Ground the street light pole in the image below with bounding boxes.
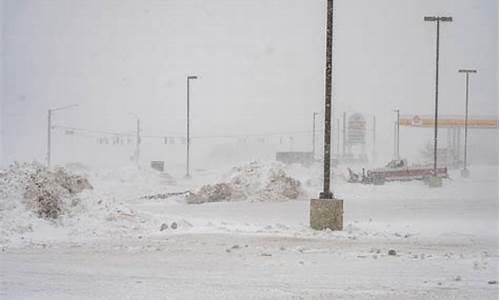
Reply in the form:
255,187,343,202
47,104,78,168
372,115,376,163
342,112,346,159
312,112,319,158
424,16,452,185
186,75,198,178
320,0,334,200
310,0,342,231
458,69,477,177
337,118,341,155
128,113,141,167
136,117,141,166
47,110,52,167
393,109,400,160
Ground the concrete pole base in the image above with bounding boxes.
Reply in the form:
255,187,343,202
460,169,470,178
310,198,343,231
426,176,443,188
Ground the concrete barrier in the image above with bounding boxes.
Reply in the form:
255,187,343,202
310,198,343,231
427,176,443,188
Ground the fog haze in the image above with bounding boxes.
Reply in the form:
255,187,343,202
1,0,498,168
1,3,499,298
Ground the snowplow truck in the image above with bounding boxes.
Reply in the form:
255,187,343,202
348,159,448,185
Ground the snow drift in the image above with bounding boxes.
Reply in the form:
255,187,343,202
187,161,303,204
0,162,93,219
0,163,154,246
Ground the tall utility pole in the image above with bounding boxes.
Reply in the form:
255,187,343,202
47,104,78,168
128,113,141,167
458,69,477,177
47,110,52,167
312,112,319,158
424,16,452,180
186,75,198,178
372,115,376,163
310,0,342,232
342,112,346,158
393,109,400,160
336,118,341,154
319,0,334,199
135,117,141,166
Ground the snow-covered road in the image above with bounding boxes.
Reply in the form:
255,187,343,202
1,163,498,299
2,233,497,299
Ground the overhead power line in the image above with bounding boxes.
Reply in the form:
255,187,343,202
52,125,318,140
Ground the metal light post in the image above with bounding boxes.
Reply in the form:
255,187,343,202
372,115,376,163
342,112,346,159
320,0,334,200
458,69,477,177
186,75,198,178
47,110,52,167
136,118,141,166
312,112,319,158
129,113,141,167
393,109,400,160
310,0,342,231
336,118,341,155
424,16,452,186
47,104,79,168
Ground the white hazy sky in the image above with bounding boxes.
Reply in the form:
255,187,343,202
1,0,498,166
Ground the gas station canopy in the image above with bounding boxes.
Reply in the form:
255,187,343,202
400,115,498,129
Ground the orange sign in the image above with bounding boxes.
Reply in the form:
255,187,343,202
400,115,498,129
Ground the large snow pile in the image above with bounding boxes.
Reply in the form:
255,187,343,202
0,162,93,220
186,183,242,204
187,161,303,204
0,162,157,246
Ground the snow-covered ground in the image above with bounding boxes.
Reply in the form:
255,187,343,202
1,161,498,299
